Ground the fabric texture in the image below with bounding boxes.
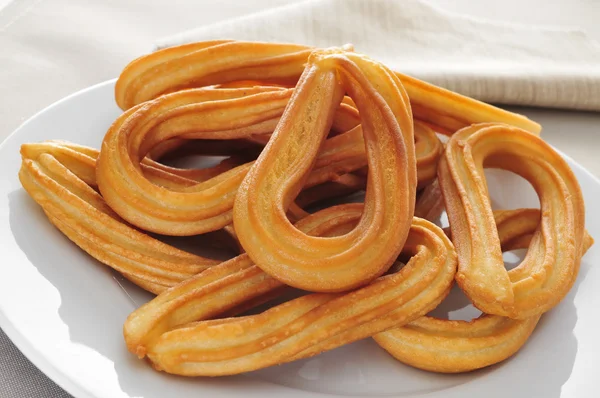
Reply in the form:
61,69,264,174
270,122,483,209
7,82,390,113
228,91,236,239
0,332,70,397
158,0,600,111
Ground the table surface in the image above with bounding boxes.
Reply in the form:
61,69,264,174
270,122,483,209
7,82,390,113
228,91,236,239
0,1,599,397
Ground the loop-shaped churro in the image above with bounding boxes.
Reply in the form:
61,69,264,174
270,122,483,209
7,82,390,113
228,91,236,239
115,40,541,135
98,86,371,236
438,123,586,318
375,208,594,373
234,49,416,292
123,203,457,376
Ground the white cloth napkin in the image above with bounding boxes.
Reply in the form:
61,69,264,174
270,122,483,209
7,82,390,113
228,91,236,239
157,0,600,111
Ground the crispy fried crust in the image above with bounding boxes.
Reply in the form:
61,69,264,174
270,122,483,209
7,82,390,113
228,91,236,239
17,41,593,379
96,84,436,236
123,204,457,376
375,208,594,373
258,120,443,212
438,123,586,318
233,49,416,292
115,40,540,135
18,141,219,294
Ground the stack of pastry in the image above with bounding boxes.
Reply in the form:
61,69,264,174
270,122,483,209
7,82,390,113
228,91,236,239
19,40,593,376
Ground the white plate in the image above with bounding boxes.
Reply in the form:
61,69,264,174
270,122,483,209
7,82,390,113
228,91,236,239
0,80,599,398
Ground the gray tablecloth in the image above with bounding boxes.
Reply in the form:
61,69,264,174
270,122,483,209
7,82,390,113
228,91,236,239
1,1,599,397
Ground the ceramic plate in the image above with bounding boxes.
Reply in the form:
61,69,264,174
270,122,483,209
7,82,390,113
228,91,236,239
0,80,598,398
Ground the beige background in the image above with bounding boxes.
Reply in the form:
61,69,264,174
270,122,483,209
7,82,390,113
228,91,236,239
0,0,599,397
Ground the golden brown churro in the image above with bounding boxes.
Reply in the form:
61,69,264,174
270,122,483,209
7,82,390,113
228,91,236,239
438,123,586,319
18,141,219,294
376,209,594,373
124,204,456,375
126,205,593,375
17,135,441,291
233,49,416,292
122,206,591,375
115,40,541,134
17,40,593,379
414,121,443,188
96,84,438,236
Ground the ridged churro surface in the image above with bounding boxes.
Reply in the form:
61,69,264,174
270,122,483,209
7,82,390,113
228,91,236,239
16,40,593,380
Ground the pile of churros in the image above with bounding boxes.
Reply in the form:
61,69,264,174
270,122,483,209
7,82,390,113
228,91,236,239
19,40,593,376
